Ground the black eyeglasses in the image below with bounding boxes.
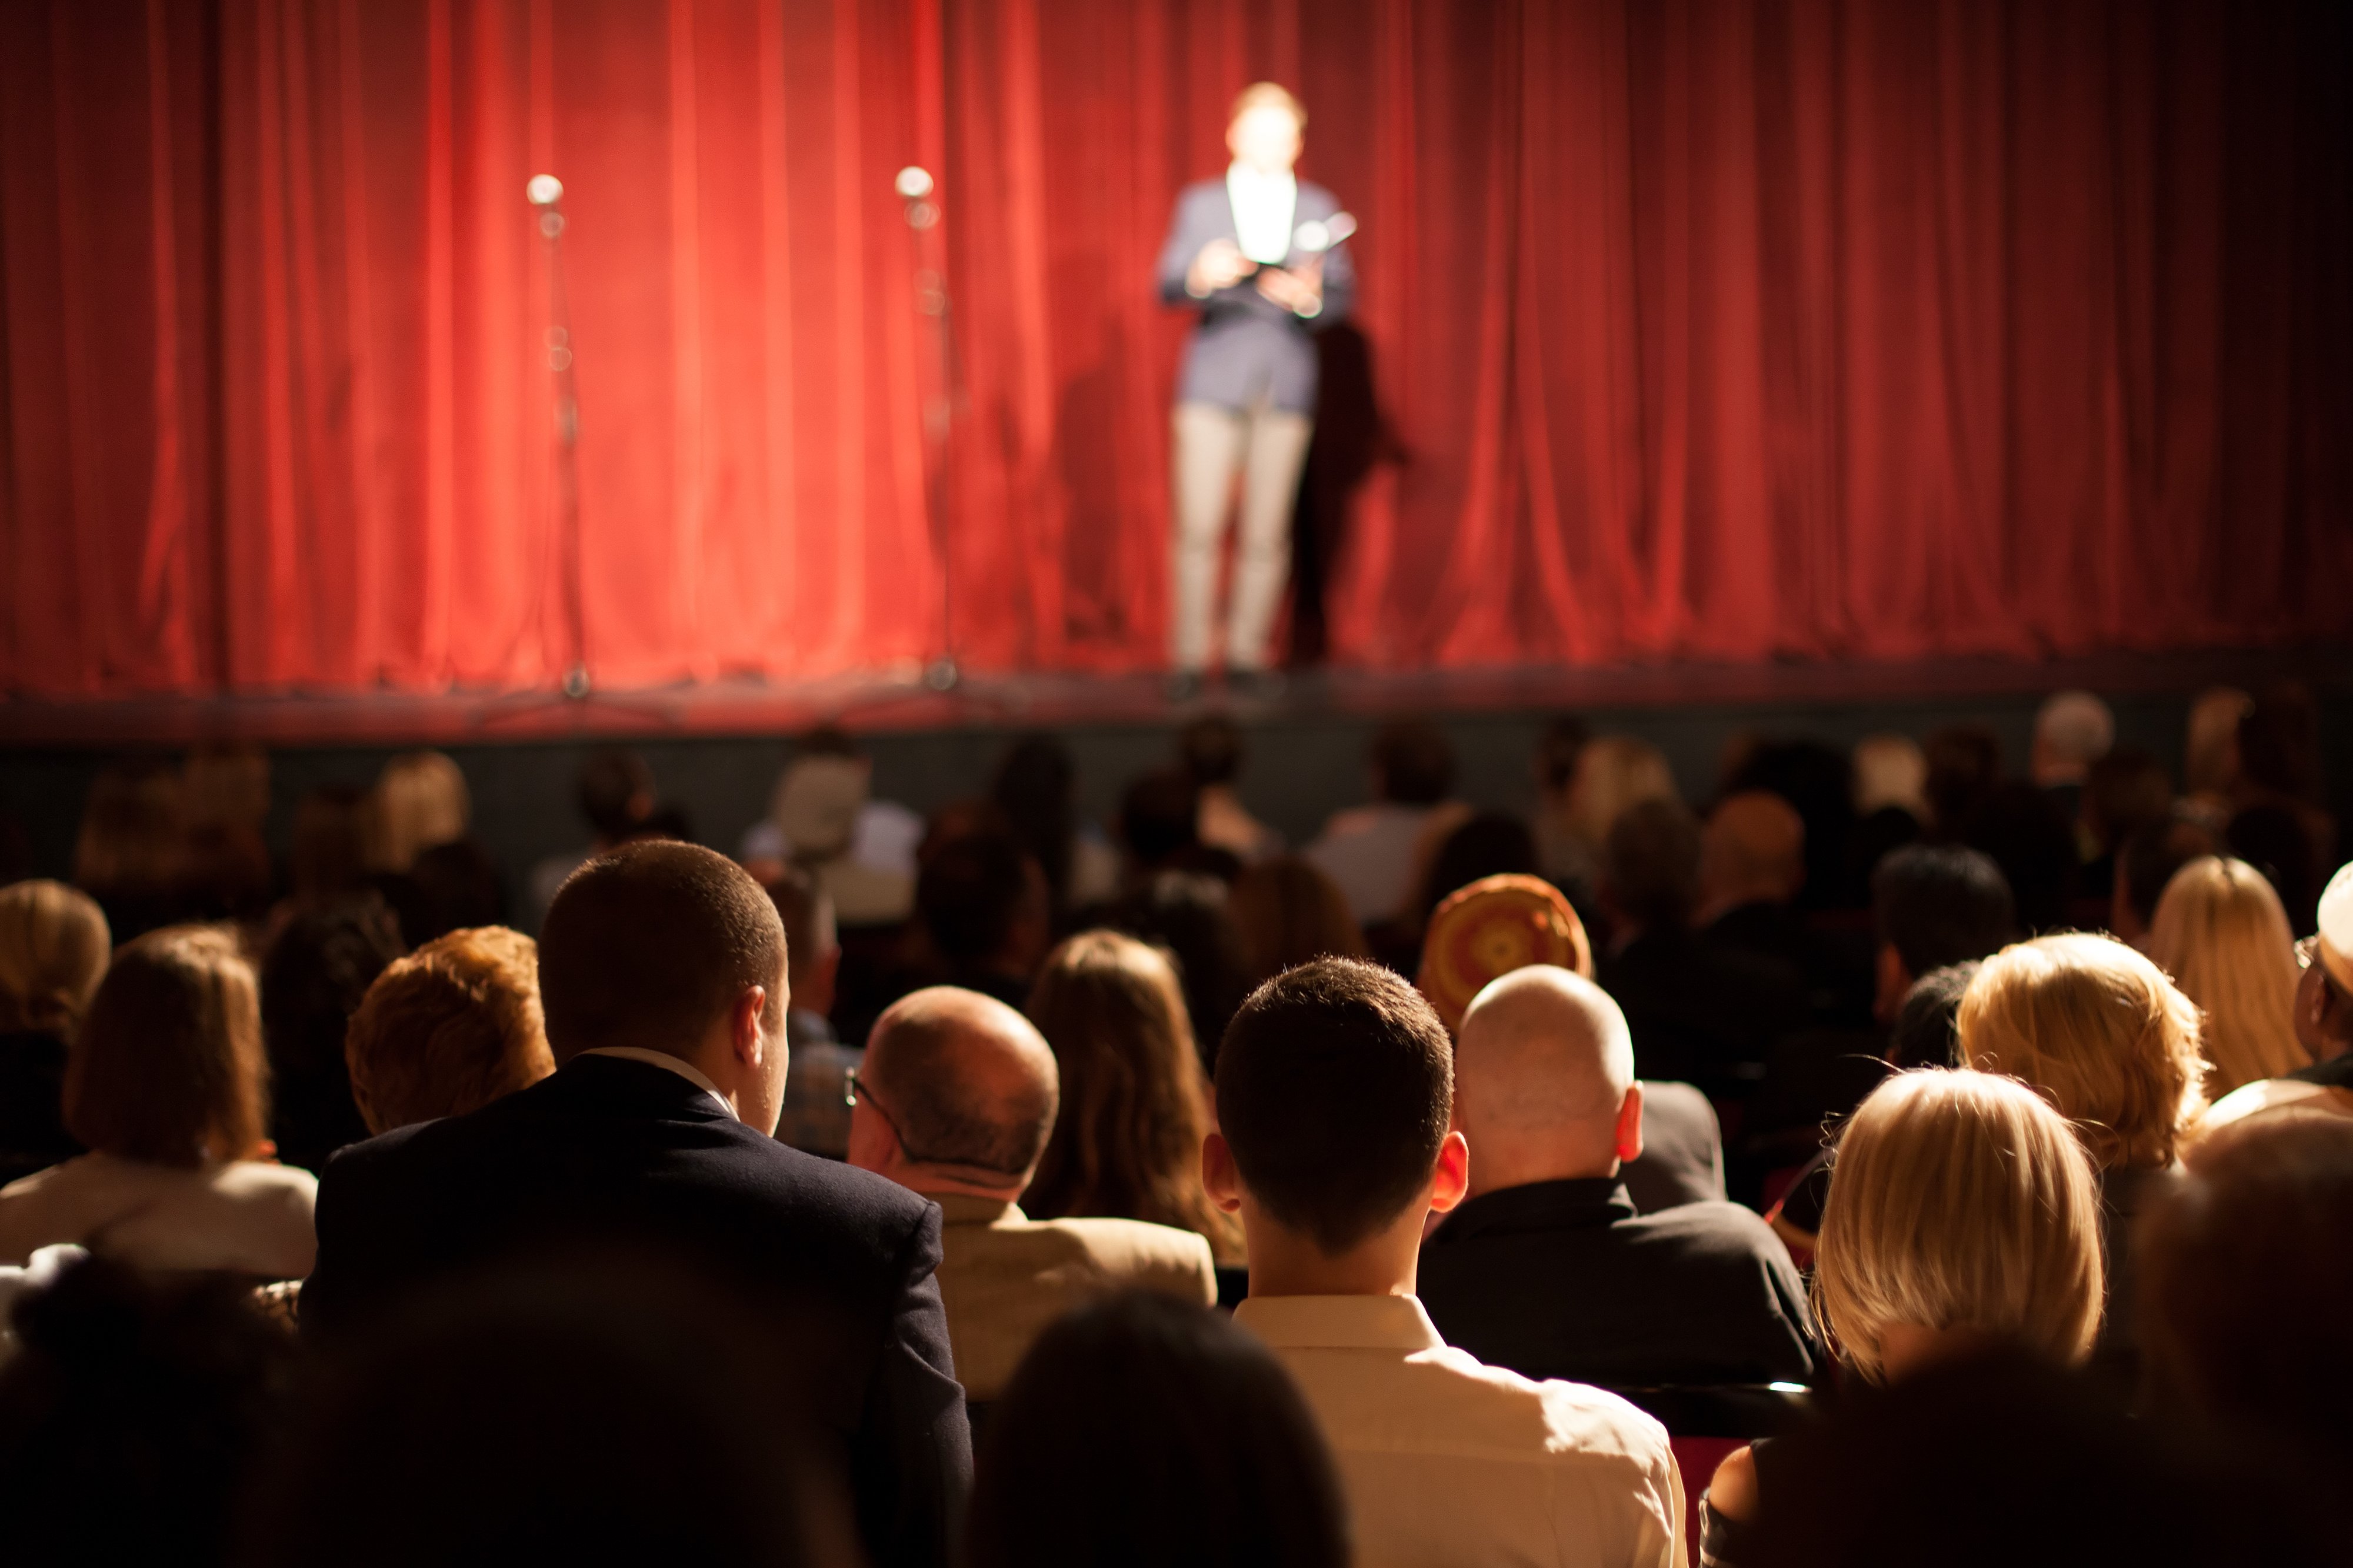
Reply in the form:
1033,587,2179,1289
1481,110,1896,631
845,1067,1026,1176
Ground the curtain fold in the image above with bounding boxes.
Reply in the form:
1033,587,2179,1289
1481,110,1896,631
3,0,2347,697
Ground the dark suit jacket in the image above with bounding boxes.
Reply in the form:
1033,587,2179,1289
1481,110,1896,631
1418,1178,1819,1390
303,1055,970,1568
1156,177,1355,413
1622,1080,1725,1215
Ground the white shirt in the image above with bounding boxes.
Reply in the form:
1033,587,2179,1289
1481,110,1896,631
1235,1293,1687,1568
576,1047,737,1121
1227,163,1298,266
0,1153,318,1279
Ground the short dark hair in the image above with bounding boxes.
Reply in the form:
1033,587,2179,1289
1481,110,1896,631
1215,958,1452,1253
868,1000,1055,1175
966,1292,1348,1568
259,902,406,1172
578,748,654,839
537,842,785,1062
1887,961,1978,1070
2119,811,2220,931
1178,716,1245,788
1962,782,2077,932
1604,798,1702,931
1871,845,2014,977
918,831,1033,965
1371,720,1454,806
1119,768,1201,868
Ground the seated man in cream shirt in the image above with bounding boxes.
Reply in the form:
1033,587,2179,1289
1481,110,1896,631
1206,959,1685,1568
849,986,1216,1402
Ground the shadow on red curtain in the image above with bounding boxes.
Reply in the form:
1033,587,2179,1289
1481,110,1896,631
2,0,2347,698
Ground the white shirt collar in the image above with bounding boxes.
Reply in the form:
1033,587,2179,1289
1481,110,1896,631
1226,162,1298,266
575,1046,738,1122
1232,1292,1446,1353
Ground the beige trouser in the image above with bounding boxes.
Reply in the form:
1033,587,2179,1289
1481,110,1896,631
1170,400,1314,672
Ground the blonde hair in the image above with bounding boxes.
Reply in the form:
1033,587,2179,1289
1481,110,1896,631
1815,1070,2104,1382
2146,858,2309,1097
0,880,112,1037
1565,736,1678,853
367,751,471,872
345,926,553,1135
1957,933,2208,1170
1229,82,1305,131
67,927,269,1167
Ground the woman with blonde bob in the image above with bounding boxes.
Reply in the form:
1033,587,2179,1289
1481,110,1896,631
344,926,555,1135
1702,1071,2104,1553
1023,930,1241,1263
0,928,317,1278
2145,856,2309,1097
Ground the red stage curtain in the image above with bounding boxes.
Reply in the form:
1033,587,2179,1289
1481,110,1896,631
4,0,2347,695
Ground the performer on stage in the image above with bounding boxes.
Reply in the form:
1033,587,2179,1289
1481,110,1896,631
1156,83,1355,699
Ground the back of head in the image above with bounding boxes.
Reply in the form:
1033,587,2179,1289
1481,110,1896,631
0,879,112,1037
1721,740,1856,907
1567,735,1677,849
866,986,1057,1177
1371,719,1454,807
537,842,784,1063
1226,857,1367,985
2141,1117,2353,1472
765,864,836,990
367,751,471,874
1535,715,1591,795
1884,962,1977,1070
2119,809,2221,931
1814,1070,2103,1382
1024,932,1214,1230
2183,686,2251,798
2031,690,2115,785
1602,797,1702,933
1852,733,1928,817
1871,844,2014,976
917,830,1035,967
577,747,655,840
1921,724,2001,838
966,1291,1348,1568
2081,745,2173,855
2146,857,2305,1095
291,785,375,907
1452,967,1631,1172
73,760,186,896
1955,933,2205,1169
770,750,869,862
1415,874,1593,1033
1961,782,2077,932
1119,768,1202,868
1215,958,1452,1253
1417,812,1537,923
993,735,1078,899
1107,872,1248,1067
0,1253,295,1565
386,839,506,947
69,928,266,1168
344,927,554,1136
1702,790,1807,909
1178,715,1245,788
258,901,405,1169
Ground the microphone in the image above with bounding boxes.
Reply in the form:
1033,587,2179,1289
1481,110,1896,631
526,174,565,238
896,166,938,230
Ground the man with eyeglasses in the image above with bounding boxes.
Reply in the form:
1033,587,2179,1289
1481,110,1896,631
847,987,1216,1403
2198,861,2353,1155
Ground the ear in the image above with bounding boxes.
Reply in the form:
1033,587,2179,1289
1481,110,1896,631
1614,1080,1646,1166
730,984,771,1069
1427,1129,1471,1215
1201,1131,1245,1215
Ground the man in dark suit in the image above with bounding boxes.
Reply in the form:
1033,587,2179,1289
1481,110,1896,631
1155,82,1355,696
303,842,969,1568
1419,966,1819,1390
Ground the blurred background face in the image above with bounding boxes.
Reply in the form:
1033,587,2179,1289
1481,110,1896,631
1228,106,1302,173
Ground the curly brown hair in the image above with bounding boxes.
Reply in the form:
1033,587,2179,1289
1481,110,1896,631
344,926,554,1135
1024,931,1241,1263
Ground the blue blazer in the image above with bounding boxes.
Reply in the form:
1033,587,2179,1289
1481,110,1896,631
1156,177,1356,415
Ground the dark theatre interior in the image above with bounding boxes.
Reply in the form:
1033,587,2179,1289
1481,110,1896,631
2,2,2351,1564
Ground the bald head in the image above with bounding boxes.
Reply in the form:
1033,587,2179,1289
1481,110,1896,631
1453,966,1641,1193
1700,791,1805,918
863,986,1059,1183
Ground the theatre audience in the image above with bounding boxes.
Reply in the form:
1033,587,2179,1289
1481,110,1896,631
1869,844,2013,1022
913,830,1052,1010
0,881,108,1186
1419,966,1817,1389
848,986,1214,1402
1559,736,1679,896
1207,958,1684,1568
1226,855,1366,984
2196,859,2353,1143
1095,872,1249,1062
1022,932,1239,1262
1702,1070,2104,1560
258,902,406,1173
747,728,921,925
342,926,554,1135
0,929,317,1279
301,842,968,1568
768,866,858,1159
528,746,658,925
1179,715,1283,863
1698,792,1831,1010
2028,690,2114,811
1305,719,1459,928
2145,856,2308,1096
965,1290,1349,1568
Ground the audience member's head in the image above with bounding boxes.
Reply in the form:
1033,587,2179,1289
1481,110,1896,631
344,927,554,1136
2225,802,2320,936
2141,1117,2353,1474
1225,856,1367,985
1415,874,1593,1033
1119,767,1204,872
1534,715,1592,799
1920,723,2001,839
537,843,788,1128
290,784,376,908
68,928,268,1168
1207,959,1462,1264
1178,715,1247,789
1601,797,1703,937
2114,808,2221,945
258,902,405,1172
74,760,189,936
0,880,111,1040
1105,872,1248,1067
577,746,656,842
1722,739,1857,909
1699,790,1806,920
1564,735,1677,853
2145,856,2307,1096
1956,933,2207,1171
2295,862,2353,1062
1883,962,1977,1070
381,838,506,947
766,864,840,1021
1813,1071,2103,1383
2235,682,2322,805
1369,719,1455,808
0,1254,295,1566
1451,967,1639,1197
1961,782,2077,932
1023,932,1234,1252
1870,844,2013,1019
365,750,471,874
2183,686,2251,800
1414,810,1537,925
917,829,1050,983
1851,733,1928,819
992,733,1079,908
2081,745,2173,858
966,1290,1349,1568
769,740,871,863
851,986,1056,1199
2029,691,2114,788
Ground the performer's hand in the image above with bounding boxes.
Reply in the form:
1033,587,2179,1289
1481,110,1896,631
1254,261,1323,316
1188,238,1252,296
